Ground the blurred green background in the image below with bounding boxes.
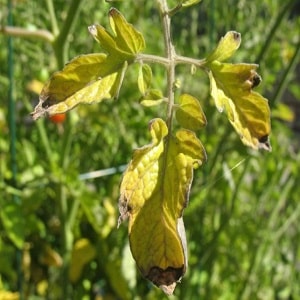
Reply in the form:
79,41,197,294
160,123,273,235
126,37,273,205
1,0,300,299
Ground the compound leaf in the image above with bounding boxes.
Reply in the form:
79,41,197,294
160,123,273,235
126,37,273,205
176,94,207,131
119,118,206,295
209,61,271,150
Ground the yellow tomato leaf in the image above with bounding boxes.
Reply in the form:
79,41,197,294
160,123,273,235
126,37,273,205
69,238,96,283
176,94,207,130
32,72,118,119
138,64,152,95
209,61,271,150
206,31,241,63
88,24,131,59
109,8,145,54
119,118,206,295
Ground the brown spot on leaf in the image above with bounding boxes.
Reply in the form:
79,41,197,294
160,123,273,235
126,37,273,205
146,265,185,295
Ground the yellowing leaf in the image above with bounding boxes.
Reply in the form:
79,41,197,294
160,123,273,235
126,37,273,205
206,31,241,63
109,8,145,54
69,239,96,283
176,94,207,130
88,24,131,59
32,72,118,119
209,61,271,150
119,118,206,295
138,64,152,95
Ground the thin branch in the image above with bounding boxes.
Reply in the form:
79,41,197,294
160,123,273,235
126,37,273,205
1,25,54,43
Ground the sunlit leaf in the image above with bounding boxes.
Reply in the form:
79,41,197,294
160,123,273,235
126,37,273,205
109,8,145,54
206,31,241,63
176,93,207,130
119,118,206,295
88,24,131,58
209,61,271,150
138,64,152,95
32,72,118,119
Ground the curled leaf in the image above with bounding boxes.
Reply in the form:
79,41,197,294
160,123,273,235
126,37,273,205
206,31,241,63
176,94,207,130
209,61,271,150
119,118,206,295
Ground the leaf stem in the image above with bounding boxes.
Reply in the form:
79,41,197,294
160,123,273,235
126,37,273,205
136,53,206,68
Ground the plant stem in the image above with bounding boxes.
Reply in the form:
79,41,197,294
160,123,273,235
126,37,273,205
157,0,176,130
53,0,83,68
46,0,59,36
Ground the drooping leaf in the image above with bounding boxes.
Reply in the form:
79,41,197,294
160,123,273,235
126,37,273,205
109,8,145,54
209,61,271,150
138,64,152,95
176,93,207,131
119,118,206,295
206,31,241,63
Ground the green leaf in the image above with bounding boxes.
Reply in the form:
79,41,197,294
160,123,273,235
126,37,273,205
206,31,241,63
109,8,145,54
119,118,206,295
0,203,25,249
138,64,152,95
176,94,207,130
209,61,271,150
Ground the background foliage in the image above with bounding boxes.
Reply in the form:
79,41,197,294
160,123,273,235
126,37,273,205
1,0,299,299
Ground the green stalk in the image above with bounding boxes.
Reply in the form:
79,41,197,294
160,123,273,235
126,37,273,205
46,0,59,36
53,0,84,68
